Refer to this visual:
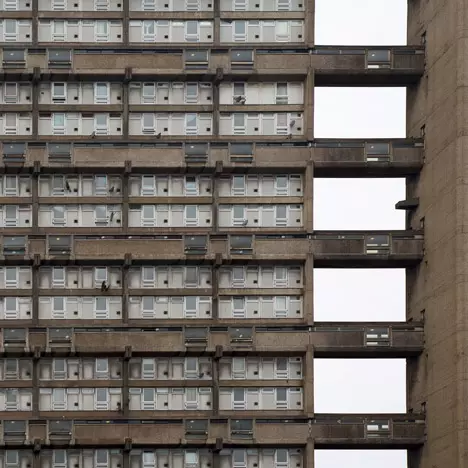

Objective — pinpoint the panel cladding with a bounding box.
[0,0,428,467]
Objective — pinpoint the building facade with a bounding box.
[0,0,446,466]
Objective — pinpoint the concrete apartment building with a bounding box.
[0,0,458,466]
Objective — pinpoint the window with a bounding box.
[232,176,245,195]
[232,358,246,379]
[52,206,66,225]
[94,175,108,195]
[141,175,156,195]
[185,296,197,318]
[52,83,66,103]
[5,451,19,468]
[142,205,156,227]
[185,388,198,409]
[233,113,246,135]
[276,83,288,104]
[142,388,155,409]
[4,359,18,379]
[95,451,109,468]
[232,451,246,468]
[4,20,18,41]
[94,83,109,104]
[184,205,198,227]
[275,176,288,195]
[185,114,198,135]
[142,114,155,134]
[52,0,66,10]
[4,205,18,227]
[4,297,18,319]
[275,450,288,467]
[234,21,246,41]
[276,388,287,408]
[142,83,156,103]
[52,267,66,287]
[184,357,198,378]
[52,113,66,135]
[52,450,67,468]
[141,359,155,379]
[275,358,288,378]
[185,267,198,287]
[4,176,18,196]
[94,297,108,318]
[3,83,18,104]
[52,175,65,195]
[5,267,18,288]
[52,297,65,318]
[276,113,288,135]
[94,267,108,286]
[95,359,109,378]
[142,296,154,316]
[5,390,18,410]
[95,389,110,413]
[275,21,289,41]
[185,21,199,41]
[232,267,245,287]
[52,20,66,41]
[232,297,245,318]
[4,114,17,135]
[233,388,246,409]
[274,267,288,287]
[143,21,155,41]
[95,21,109,41]
[142,453,156,468]
[52,388,66,410]
[275,205,287,226]
[185,83,199,104]
[233,83,245,103]
[184,176,198,195]
[233,205,246,226]
[142,267,155,287]
[94,205,108,224]
[94,114,109,135]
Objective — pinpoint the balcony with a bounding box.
[0,324,424,358]
[1,416,425,449]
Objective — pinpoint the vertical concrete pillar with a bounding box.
[31,0,38,46]
[304,68,314,141]
[304,253,313,325]
[304,344,314,417]
[304,437,314,468]
[304,162,313,234]
[122,0,130,46]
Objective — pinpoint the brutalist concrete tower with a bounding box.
[0,0,428,467]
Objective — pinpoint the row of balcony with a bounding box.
[0,323,423,357]
[0,140,424,177]
[0,232,423,267]
[0,47,425,85]
[0,416,425,449]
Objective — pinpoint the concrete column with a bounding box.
[304,162,313,233]
[304,253,313,325]
[304,68,314,141]
[304,437,314,468]
[31,0,38,46]
[122,0,130,46]
[304,344,314,417]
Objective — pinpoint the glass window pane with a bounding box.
[185,296,197,310]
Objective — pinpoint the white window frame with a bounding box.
[51,175,66,196]
[275,205,288,226]
[52,358,67,379]
[142,0,156,10]
[232,388,246,410]
[52,296,66,319]
[275,450,289,468]
[95,20,109,42]
[141,296,155,318]
[95,451,109,468]
[52,450,67,468]
[52,205,66,225]
[275,83,288,104]
[4,358,19,379]
[5,389,19,410]
[4,113,18,135]
[4,175,19,196]
[184,205,198,227]
[184,296,198,318]
[184,267,198,288]
[275,387,288,409]
[52,0,66,9]
[233,21,247,41]
[94,83,110,104]
[141,175,156,196]
[231,175,246,196]
[233,113,246,135]
[52,113,66,135]
[3,83,18,104]
[51,388,67,410]
[52,20,66,41]
[185,113,198,135]
[275,358,289,379]
[141,267,156,287]
[184,176,198,196]
[274,296,288,318]
[52,267,66,288]
[4,20,18,41]
[231,267,245,287]
[184,388,199,409]
[94,175,108,195]
[185,0,200,11]
[94,267,108,287]
[233,83,245,103]
[141,359,156,379]
[3,0,19,10]
[5,452,19,468]
[142,388,155,410]
[185,83,199,104]
[95,0,110,11]
[94,114,109,135]
[4,205,18,227]
[5,267,19,288]
[185,21,199,41]
[232,205,246,226]
[184,357,199,379]
[141,205,156,227]
[142,113,156,135]
[232,357,246,379]
[4,297,18,320]
[275,21,290,41]
[276,113,288,135]
[275,175,289,195]
[94,297,109,319]
[95,358,109,378]
[52,83,67,103]
[95,388,110,410]
[142,20,155,41]
[142,83,156,104]
[274,267,288,287]
[94,205,109,225]
[232,297,246,318]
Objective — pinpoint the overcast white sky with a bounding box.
[313,1,408,467]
